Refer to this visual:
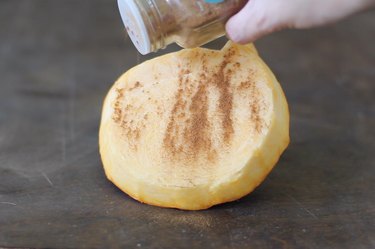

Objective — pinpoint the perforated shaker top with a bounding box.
[118,0,151,55]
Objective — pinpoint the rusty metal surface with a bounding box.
[0,1,374,248]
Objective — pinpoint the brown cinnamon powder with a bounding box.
[112,88,124,123]
[250,83,262,133]
[112,87,143,150]
[214,48,235,143]
[163,69,192,158]
[113,47,265,158]
[154,0,248,48]
[163,48,239,161]
[128,81,142,91]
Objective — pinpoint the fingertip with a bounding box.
[225,1,258,44]
[225,17,244,43]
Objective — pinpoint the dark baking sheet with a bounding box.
[0,1,374,248]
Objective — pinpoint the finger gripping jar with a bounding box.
[118,0,247,54]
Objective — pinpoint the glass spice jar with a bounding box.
[118,0,247,54]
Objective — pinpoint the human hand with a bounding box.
[226,0,375,43]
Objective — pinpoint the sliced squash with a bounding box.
[99,41,289,210]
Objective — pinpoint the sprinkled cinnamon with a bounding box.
[112,88,124,123]
[214,48,235,143]
[247,75,263,133]
[128,81,142,91]
[111,84,146,150]
[113,47,265,158]
[163,48,238,161]
[163,69,191,158]
[184,77,212,159]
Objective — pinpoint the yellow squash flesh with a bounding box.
[99,41,289,210]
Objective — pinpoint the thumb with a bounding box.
[226,0,288,44]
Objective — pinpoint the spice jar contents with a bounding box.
[118,0,247,54]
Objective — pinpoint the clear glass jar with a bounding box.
[118,0,247,54]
